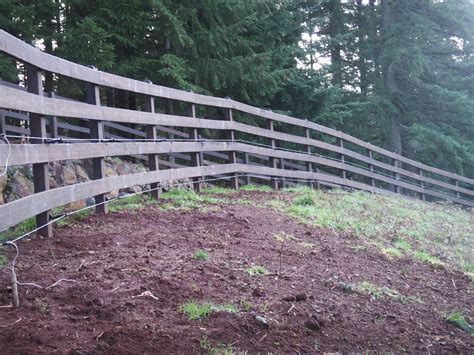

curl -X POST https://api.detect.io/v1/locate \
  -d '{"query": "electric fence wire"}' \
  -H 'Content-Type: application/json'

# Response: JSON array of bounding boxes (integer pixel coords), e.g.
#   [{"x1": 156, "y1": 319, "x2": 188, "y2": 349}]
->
[
  {"x1": 1, "y1": 133, "x2": 470, "y2": 201},
  {"x1": 0, "y1": 134, "x2": 11, "y2": 177},
  {"x1": 1, "y1": 173, "x2": 250, "y2": 295}
]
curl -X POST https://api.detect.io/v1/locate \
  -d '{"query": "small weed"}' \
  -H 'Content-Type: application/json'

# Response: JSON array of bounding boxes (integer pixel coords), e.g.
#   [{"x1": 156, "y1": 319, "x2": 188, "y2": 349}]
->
[
  {"x1": 301, "y1": 242, "x2": 316, "y2": 249},
  {"x1": 194, "y1": 249, "x2": 209, "y2": 261},
  {"x1": 34, "y1": 298, "x2": 50, "y2": 315},
  {"x1": 293, "y1": 194, "x2": 315, "y2": 206},
  {"x1": 239, "y1": 299, "x2": 252, "y2": 311},
  {"x1": 180, "y1": 301, "x2": 238, "y2": 320},
  {"x1": 200, "y1": 336, "x2": 236, "y2": 355},
  {"x1": 245, "y1": 265, "x2": 268, "y2": 276},
  {"x1": 445, "y1": 311, "x2": 474, "y2": 334},
  {"x1": 354, "y1": 281, "x2": 422, "y2": 304},
  {"x1": 394, "y1": 239, "x2": 412, "y2": 251},
  {"x1": 382, "y1": 247, "x2": 403, "y2": 258},
  {"x1": 0, "y1": 255, "x2": 7, "y2": 269},
  {"x1": 204, "y1": 187, "x2": 235, "y2": 195},
  {"x1": 240, "y1": 184, "x2": 273, "y2": 192},
  {"x1": 413, "y1": 251, "x2": 445, "y2": 267}
]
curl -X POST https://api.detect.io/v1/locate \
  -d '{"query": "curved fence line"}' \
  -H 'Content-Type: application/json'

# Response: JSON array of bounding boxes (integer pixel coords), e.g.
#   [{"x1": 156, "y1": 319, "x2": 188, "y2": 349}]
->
[{"x1": 0, "y1": 29, "x2": 473, "y2": 238}]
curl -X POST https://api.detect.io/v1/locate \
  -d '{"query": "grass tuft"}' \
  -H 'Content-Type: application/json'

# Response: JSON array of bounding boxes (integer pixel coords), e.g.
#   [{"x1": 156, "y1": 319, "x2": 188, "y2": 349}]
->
[
  {"x1": 245, "y1": 265, "x2": 268, "y2": 276},
  {"x1": 240, "y1": 184, "x2": 273, "y2": 192},
  {"x1": 180, "y1": 301, "x2": 238, "y2": 320},
  {"x1": 382, "y1": 247, "x2": 403, "y2": 258},
  {"x1": 194, "y1": 249, "x2": 209, "y2": 261},
  {"x1": 293, "y1": 194, "x2": 315, "y2": 207},
  {"x1": 445, "y1": 311, "x2": 474, "y2": 334}
]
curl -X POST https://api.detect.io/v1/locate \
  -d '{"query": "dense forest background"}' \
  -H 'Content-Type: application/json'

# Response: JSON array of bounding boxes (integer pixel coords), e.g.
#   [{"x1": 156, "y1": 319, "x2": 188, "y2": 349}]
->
[{"x1": 0, "y1": 0, "x2": 473, "y2": 177}]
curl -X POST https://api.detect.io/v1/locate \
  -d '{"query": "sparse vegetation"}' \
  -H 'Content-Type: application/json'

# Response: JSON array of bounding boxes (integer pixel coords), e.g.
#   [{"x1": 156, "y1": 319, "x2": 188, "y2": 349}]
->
[
  {"x1": 445, "y1": 311, "x2": 474, "y2": 335},
  {"x1": 200, "y1": 336, "x2": 236, "y2": 355},
  {"x1": 161, "y1": 189, "x2": 224, "y2": 210},
  {"x1": 180, "y1": 301, "x2": 238, "y2": 320},
  {"x1": 245, "y1": 265, "x2": 268, "y2": 276},
  {"x1": 203, "y1": 187, "x2": 235, "y2": 195},
  {"x1": 382, "y1": 247, "x2": 403, "y2": 258},
  {"x1": 240, "y1": 184, "x2": 273, "y2": 192},
  {"x1": 194, "y1": 249, "x2": 209, "y2": 261},
  {"x1": 286, "y1": 189, "x2": 472, "y2": 274},
  {"x1": 337, "y1": 280, "x2": 422, "y2": 304}
]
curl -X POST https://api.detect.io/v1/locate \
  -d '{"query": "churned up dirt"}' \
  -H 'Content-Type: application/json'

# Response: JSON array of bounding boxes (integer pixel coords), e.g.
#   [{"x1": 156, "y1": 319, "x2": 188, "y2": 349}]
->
[{"x1": 0, "y1": 191, "x2": 472, "y2": 353}]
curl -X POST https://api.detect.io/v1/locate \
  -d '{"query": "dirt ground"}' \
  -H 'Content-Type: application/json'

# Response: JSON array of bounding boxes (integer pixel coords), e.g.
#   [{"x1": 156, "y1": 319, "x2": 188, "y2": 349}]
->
[{"x1": 0, "y1": 191, "x2": 472, "y2": 354}]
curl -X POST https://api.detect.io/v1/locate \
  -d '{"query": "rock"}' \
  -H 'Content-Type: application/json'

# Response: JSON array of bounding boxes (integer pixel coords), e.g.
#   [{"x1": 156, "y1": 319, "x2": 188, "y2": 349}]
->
[
  {"x1": 252, "y1": 287, "x2": 266, "y2": 298},
  {"x1": 62, "y1": 164, "x2": 77, "y2": 185},
  {"x1": 304, "y1": 315, "x2": 323, "y2": 331},
  {"x1": 283, "y1": 293, "x2": 307, "y2": 302},
  {"x1": 67, "y1": 200, "x2": 86, "y2": 211},
  {"x1": 255, "y1": 315, "x2": 269, "y2": 327},
  {"x1": 116, "y1": 161, "x2": 134, "y2": 175},
  {"x1": 0, "y1": 174, "x2": 6, "y2": 204},
  {"x1": 11, "y1": 172, "x2": 33, "y2": 198},
  {"x1": 75, "y1": 164, "x2": 90, "y2": 182}
]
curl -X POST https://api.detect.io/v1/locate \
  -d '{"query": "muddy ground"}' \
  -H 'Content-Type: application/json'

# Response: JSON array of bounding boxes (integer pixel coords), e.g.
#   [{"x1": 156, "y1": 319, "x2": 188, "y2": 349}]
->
[{"x1": 0, "y1": 191, "x2": 472, "y2": 354}]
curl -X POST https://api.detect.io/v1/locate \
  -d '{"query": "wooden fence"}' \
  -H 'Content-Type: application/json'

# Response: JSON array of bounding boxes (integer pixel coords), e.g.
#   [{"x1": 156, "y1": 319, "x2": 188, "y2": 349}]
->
[{"x1": 0, "y1": 29, "x2": 473, "y2": 237}]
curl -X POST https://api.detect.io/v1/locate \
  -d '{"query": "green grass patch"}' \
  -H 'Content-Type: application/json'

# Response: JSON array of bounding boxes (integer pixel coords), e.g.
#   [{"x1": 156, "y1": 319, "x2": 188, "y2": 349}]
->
[
  {"x1": 445, "y1": 311, "x2": 474, "y2": 334},
  {"x1": 203, "y1": 187, "x2": 235, "y2": 195},
  {"x1": 285, "y1": 189, "x2": 473, "y2": 273},
  {"x1": 348, "y1": 281, "x2": 422, "y2": 303},
  {"x1": 394, "y1": 239, "x2": 412, "y2": 251},
  {"x1": 194, "y1": 249, "x2": 209, "y2": 261},
  {"x1": 382, "y1": 247, "x2": 403, "y2": 258},
  {"x1": 293, "y1": 194, "x2": 315, "y2": 207},
  {"x1": 200, "y1": 336, "x2": 236, "y2": 355},
  {"x1": 180, "y1": 301, "x2": 238, "y2": 320},
  {"x1": 0, "y1": 254, "x2": 7, "y2": 269},
  {"x1": 245, "y1": 265, "x2": 268, "y2": 276},
  {"x1": 240, "y1": 184, "x2": 273, "y2": 192},
  {"x1": 413, "y1": 251, "x2": 445, "y2": 267},
  {"x1": 108, "y1": 194, "x2": 148, "y2": 212},
  {"x1": 161, "y1": 189, "x2": 224, "y2": 210}
]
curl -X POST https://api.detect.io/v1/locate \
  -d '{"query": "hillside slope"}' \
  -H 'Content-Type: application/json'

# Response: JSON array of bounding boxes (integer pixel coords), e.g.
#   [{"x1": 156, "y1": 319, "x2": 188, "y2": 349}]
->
[{"x1": 0, "y1": 187, "x2": 472, "y2": 353}]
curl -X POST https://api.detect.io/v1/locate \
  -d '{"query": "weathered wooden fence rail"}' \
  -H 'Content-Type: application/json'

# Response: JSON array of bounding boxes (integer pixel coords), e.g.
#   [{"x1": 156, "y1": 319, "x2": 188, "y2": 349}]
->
[{"x1": 0, "y1": 30, "x2": 473, "y2": 237}]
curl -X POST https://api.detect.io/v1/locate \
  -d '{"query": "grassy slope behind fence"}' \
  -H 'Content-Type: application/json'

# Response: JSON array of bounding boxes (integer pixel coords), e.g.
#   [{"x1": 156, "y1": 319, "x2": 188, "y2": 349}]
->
[{"x1": 1, "y1": 186, "x2": 472, "y2": 280}]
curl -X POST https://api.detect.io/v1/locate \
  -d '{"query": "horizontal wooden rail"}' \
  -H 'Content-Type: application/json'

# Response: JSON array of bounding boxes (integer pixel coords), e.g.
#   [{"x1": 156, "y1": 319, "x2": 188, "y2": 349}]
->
[
  {"x1": 1, "y1": 29, "x2": 471, "y2": 185},
  {"x1": 0, "y1": 29, "x2": 473, "y2": 238},
  {"x1": 1, "y1": 86, "x2": 473, "y2": 196}
]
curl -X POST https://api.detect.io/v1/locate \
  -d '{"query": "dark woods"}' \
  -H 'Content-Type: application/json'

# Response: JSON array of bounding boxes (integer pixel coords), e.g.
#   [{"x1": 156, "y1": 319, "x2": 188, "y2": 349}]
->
[{"x1": 0, "y1": 0, "x2": 473, "y2": 177}]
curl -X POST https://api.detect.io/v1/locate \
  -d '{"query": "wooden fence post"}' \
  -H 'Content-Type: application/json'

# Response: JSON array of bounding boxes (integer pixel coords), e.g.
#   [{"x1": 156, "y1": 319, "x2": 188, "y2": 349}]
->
[
  {"x1": 144, "y1": 92, "x2": 160, "y2": 199},
  {"x1": 224, "y1": 108, "x2": 238, "y2": 189},
  {"x1": 393, "y1": 159, "x2": 401, "y2": 194},
  {"x1": 166, "y1": 99, "x2": 176, "y2": 166},
  {"x1": 337, "y1": 138, "x2": 347, "y2": 179},
  {"x1": 48, "y1": 92, "x2": 58, "y2": 138},
  {"x1": 305, "y1": 128, "x2": 314, "y2": 188},
  {"x1": 86, "y1": 81, "x2": 107, "y2": 214},
  {"x1": 266, "y1": 119, "x2": 279, "y2": 189},
  {"x1": 451, "y1": 179, "x2": 461, "y2": 199},
  {"x1": 367, "y1": 150, "x2": 375, "y2": 187},
  {"x1": 417, "y1": 168, "x2": 426, "y2": 201},
  {"x1": 26, "y1": 64, "x2": 52, "y2": 237},
  {"x1": 243, "y1": 153, "x2": 251, "y2": 185},
  {"x1": 187, "y1": 102, "x2": 202, "y2": 193},
  {"x1": 0, "y1": 110, "x2": 5, "y2": 135}
]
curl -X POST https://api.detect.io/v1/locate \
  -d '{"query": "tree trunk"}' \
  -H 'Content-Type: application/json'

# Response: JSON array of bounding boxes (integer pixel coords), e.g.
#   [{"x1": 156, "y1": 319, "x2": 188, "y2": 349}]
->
[
  {"x1": 329, "y1": 0, "x2": 343, "y2": 87},
  {"x1": 381, "y1": 0, "x2": 403, "y2": 155},
  {"x1": 356, "y1": 0, "x2": 368, "y2": 97}
]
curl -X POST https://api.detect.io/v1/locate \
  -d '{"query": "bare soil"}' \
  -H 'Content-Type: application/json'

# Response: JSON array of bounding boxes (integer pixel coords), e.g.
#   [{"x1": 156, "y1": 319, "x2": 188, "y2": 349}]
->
[{"x1": 0, "y1": 191, "x2": 472, "y2": 354}]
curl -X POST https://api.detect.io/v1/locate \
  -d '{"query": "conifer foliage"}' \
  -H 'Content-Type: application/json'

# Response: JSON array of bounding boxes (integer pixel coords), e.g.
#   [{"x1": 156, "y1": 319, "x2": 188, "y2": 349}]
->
[{"x1": 0, "y1": 0, "x2": 472, "y2": 177}]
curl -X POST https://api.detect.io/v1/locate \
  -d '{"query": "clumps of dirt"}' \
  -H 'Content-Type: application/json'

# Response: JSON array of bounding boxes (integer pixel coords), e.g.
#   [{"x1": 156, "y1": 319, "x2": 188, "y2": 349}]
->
[{"x1": 0, "y1": 192, "x2": 472, "y2": 353}]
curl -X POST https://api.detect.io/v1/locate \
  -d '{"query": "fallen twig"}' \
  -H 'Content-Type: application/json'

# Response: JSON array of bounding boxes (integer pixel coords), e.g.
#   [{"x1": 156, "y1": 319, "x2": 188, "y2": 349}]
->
[
  {"x1": 287, "y1": 303, "x2": 295, "y2": 314},
  {"x1": 133, "y1": 290, "x2": 159, "y2": 300},
  {"x1": 47, "y1": 279, "x2": 77, "y2": 289},
  {"x1": 0, "y1": 318, "x2": 22, "y2": 328}
]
